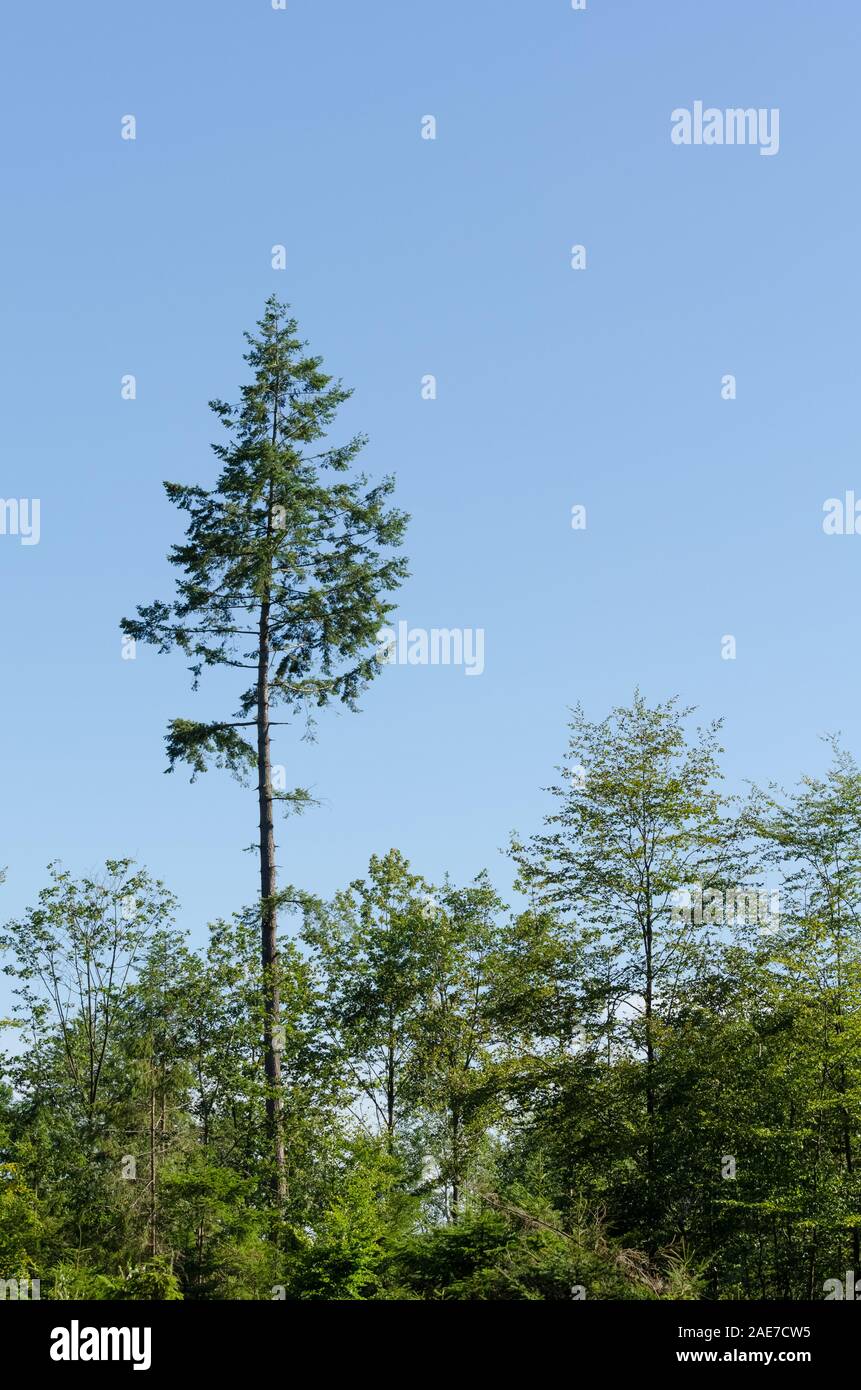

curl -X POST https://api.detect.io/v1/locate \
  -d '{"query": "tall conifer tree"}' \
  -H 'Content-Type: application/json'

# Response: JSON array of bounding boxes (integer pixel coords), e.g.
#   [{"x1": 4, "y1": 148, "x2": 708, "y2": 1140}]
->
[{"x1": 121, "y1": 297, "x2": 408, "y2": 1200}]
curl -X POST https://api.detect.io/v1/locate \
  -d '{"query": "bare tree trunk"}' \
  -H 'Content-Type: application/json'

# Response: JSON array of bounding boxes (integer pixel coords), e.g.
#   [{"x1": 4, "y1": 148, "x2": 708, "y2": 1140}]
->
[
  {"x1": 644, "y1": 911, "x2": 656, "y2": 1189},
  {"x1": 450, "y1": 1107, "x2": 460, "y2": 1223},
  {"x1": 834, "y1": 926, "x2": 860, "y2": 1268},
  {"x1": 149, "y1": 1078, "x2": 157, "y2": 1257},
  {"x1": 386, "y1": 1014, "x2": 395, "y2": 1151},
  {"x1": 258, "y1": 594, "x2": 286, "y2": 1206}
]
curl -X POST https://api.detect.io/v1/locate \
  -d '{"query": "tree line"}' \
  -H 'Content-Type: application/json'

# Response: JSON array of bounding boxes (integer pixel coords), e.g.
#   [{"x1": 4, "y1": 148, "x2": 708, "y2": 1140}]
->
[{"x1": 1, "y1": 301, "x2": 858, "y2": 1300}]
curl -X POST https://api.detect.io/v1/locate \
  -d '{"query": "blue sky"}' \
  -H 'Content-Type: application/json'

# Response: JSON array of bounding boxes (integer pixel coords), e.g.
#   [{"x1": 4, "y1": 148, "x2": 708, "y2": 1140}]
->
[{"x1": 1, "y1": 0, "x2": 859, "y2": 954}]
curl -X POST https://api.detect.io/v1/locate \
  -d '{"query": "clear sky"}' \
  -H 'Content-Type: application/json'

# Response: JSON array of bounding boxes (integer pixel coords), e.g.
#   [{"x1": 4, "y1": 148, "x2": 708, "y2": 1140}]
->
[{"x1": 1, "y1": 0, "x2": 859, "y2": 956}]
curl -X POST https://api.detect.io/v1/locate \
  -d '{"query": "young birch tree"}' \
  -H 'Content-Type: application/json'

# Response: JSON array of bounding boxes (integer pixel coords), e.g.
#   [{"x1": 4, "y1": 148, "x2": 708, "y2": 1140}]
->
[{"x1": 510, "y1": 693, "x2": 738, "y2": 1229}]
